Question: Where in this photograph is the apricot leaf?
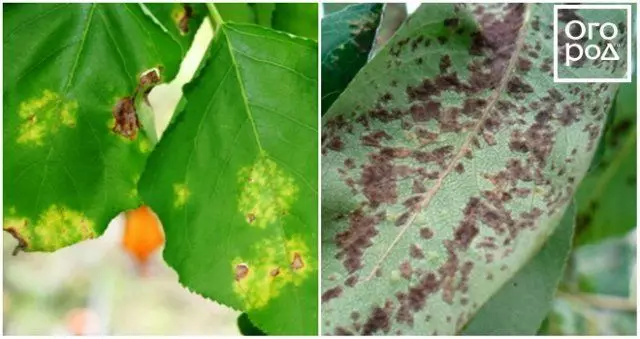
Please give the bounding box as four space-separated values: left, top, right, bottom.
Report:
4 3 200 252
138 22 318 335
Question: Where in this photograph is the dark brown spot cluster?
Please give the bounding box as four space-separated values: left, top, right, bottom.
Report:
335 208 384 273
322 2 616 334
362 300 394 335
112 97 140 139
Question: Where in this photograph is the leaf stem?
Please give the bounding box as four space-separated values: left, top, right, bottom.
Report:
557 291 637 311
206 3 224 32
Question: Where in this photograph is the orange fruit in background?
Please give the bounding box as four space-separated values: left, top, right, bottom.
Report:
122 205 164 266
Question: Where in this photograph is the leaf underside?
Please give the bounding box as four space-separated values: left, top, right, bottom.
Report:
320 3 626 335
462 202 575 335
3 3 197 252
138 23 318 335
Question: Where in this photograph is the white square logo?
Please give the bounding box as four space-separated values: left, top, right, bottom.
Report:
554 4 632 83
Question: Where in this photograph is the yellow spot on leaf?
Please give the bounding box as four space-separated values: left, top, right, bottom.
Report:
173 183 190 208
4 205 95 252
286 234 314 286
232 234 313 309
17 90 78 145
237 155 299 228
138 138 151 153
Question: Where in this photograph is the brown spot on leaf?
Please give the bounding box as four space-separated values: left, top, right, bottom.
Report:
361 152 398 205
444 18 459 27
420 228 434 239
410 244 424 259
235 263 249 281
335 208 383 273
395 212 411 227
440 55 452 73
4 227 27 255
322 286 343 303
112 97 140 139
362 301 393 335
328 136 344 151
412 179 426 194
335 327 353 335
178 5 193 34
291 252 304 270
399 261 412 280
345 275 359 287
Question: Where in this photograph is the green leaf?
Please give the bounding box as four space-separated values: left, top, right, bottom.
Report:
138 22 318 335
573 236 634 297
462 203 575 335
320 4 626 335
142 3 207 51
3 3 192 252
321 4 383 115
272 4 319 40
543 235 636 335
215 3 317 40
575 79 637 246
238 312 267 336
216 3 275 27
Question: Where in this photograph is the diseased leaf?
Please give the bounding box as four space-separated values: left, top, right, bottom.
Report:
272 3 319 40
575 79 636 246
138 22 318 335
143 3 206 50
368 3 407 59
462 203 575 335
3 4 193 252
324 3 351 15
320 3 627 335
321 4 383 114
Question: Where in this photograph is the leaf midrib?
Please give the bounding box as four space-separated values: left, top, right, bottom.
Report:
220 24 264 152
218 23 310 332
364 4 532 280
63 3 96 94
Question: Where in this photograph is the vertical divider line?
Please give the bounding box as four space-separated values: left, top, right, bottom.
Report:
316 2 323 335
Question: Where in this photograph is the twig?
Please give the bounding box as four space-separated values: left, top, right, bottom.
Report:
557 291 637 311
